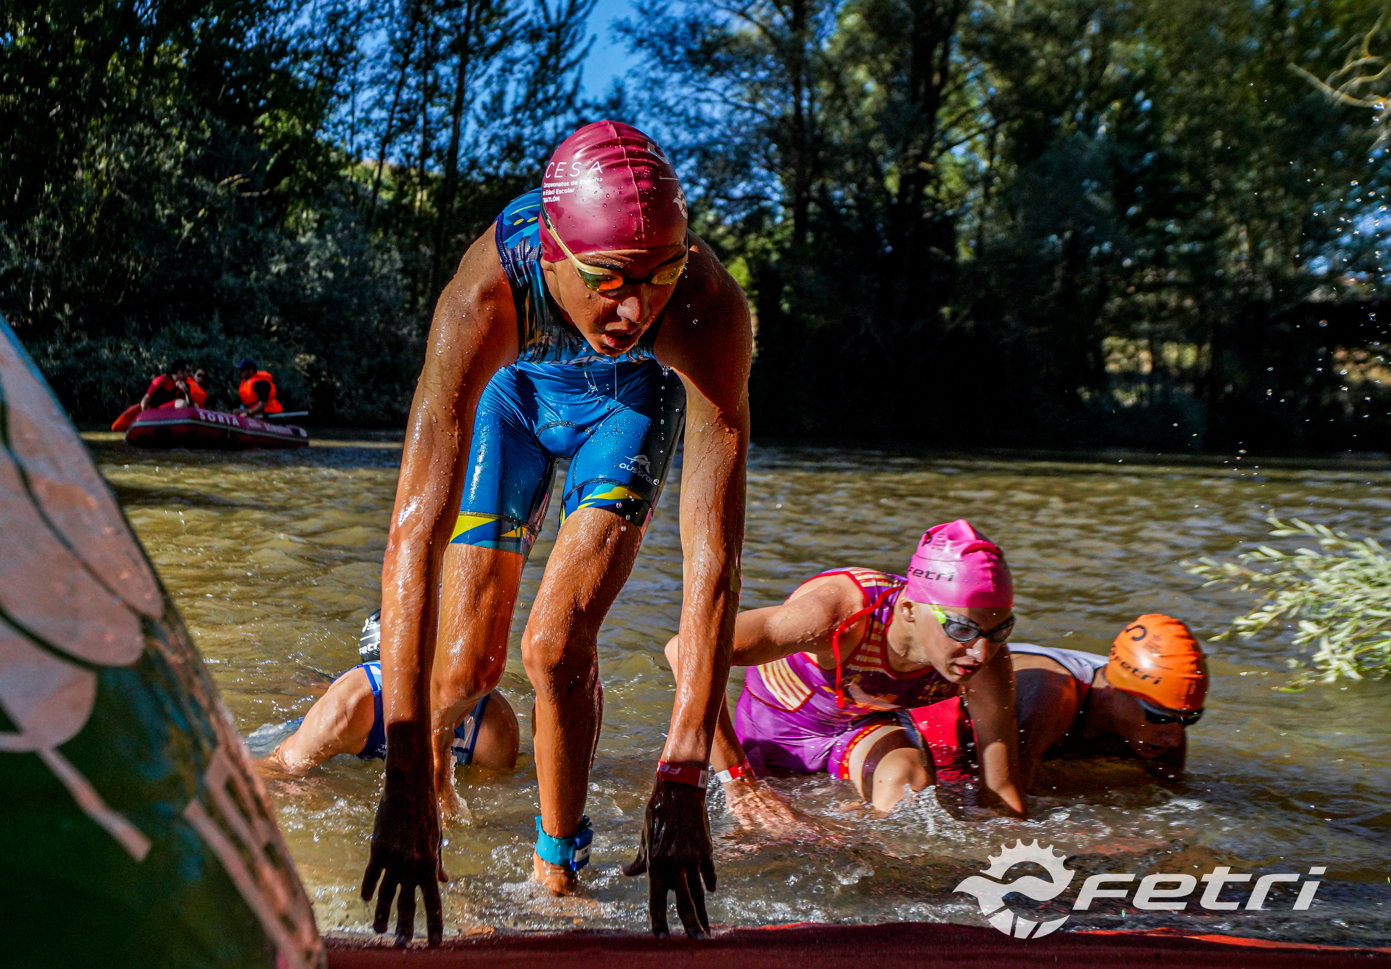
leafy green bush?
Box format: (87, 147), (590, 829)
(1186, 518), (1391, 682)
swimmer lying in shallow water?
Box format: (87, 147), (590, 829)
(258, 611), (519, 776)
(906, 614), (1208, 791)
(663, 519), (1027, 826)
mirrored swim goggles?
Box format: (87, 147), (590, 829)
(1135, 694), (1204, 726)
(541, 205), (688, 293)
(929, 604), (1015, 645)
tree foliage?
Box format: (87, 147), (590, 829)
(1186, 518), (1391, 683)
(2, 0), (1388, 444)
(0, 0), (596, 423)
(623, 0), (1390, 448)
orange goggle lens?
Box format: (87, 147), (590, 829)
(650, 264), (685, 286)
(579, 262), (685, 293)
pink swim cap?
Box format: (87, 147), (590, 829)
(903, 520), (1014, 609)
(539, 120), (688, 260)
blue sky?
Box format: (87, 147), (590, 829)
(580, 0), (642, 98)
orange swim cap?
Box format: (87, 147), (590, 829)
(1106, 614), (1208, 713)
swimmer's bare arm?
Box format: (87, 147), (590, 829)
(264, 668), (376, 776)
(1011, 660), (1084, 792)
(626, 238), (750, 936)
(664, 579), (863, 839)
(665, 578), (871, 770)
(733, 576), (873, 665)
(363, 230), (518, 945)
(963, 645), (1027, 818)
(652, 239), (752, 769)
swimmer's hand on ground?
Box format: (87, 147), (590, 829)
(622, 779), (716, 939)
(723, 777), (821, 841)
(360, 777), (447, 946)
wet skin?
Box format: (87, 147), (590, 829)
(663, 572), (1027, 818)
(261, 667), (519, 776)
(363, 223), (752, 943)
(1012, 652), (1190, 791)
(541, 242), (690, 354)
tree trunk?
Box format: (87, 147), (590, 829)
(408, 11), (440, 309)
(369, 0), (425, 221)
(432, 0), (478, 295)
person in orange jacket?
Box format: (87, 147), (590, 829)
(179, 367), (207, 408)
(235, 358), (282, 416)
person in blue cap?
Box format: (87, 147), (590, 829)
(234, 358), (282, 416)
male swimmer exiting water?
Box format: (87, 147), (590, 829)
(909, 614), (1208, 791)
(665, 520), (1027, 822)
(364, 121), (752, 942)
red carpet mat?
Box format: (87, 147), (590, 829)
(326, 922), (1391, 968)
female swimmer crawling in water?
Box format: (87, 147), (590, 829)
(663, 520), (1027, 826)
(258, 612), (520, 776)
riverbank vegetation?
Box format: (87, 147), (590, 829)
(1187, 518), (1391, 682)
(2, 0), (1389, 446)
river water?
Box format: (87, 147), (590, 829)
(86, 434), (1391, 945)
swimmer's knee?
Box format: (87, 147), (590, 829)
(872, 749), (930, 808)
(432, 665), (502, 716)
(662, 634), (680, 672)
(521, 632), (597, 698)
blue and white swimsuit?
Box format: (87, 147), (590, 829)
(354, 661), (489, 764)
(448, 188), (686, 557)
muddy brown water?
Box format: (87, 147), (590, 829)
(85, 434), (1391, 944)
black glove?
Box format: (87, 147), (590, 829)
(359, 774), (445, 946)
(622, 778), (716, 938)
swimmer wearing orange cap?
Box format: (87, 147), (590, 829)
(906, 614), (1208, 790)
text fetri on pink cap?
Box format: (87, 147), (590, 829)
(902, 519), (1014, 609)
(539, 120), (688, 260)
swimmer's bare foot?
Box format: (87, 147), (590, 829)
(724, 777), (820, 840)
(438, 785), (470, 824)
(257, 749), (306, 779)
(532, 853), (579, 895)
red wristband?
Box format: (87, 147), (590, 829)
(655, 761), (710, 788)
(716, 760), (755, 783)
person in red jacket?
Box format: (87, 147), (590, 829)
(235, 358), (282, 416)
(139, 359), (189, 410)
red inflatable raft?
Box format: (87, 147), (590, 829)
(125, 406), (309, 449)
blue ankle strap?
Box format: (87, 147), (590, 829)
(534, 815), (593, 871)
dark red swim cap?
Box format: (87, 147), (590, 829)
(540, 121), (688, 259)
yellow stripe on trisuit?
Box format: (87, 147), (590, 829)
(561, 485), (647, 524)
(451, 513), (526, 543)
(580, 484), (645, 506)
(756, 657), (814, 712)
